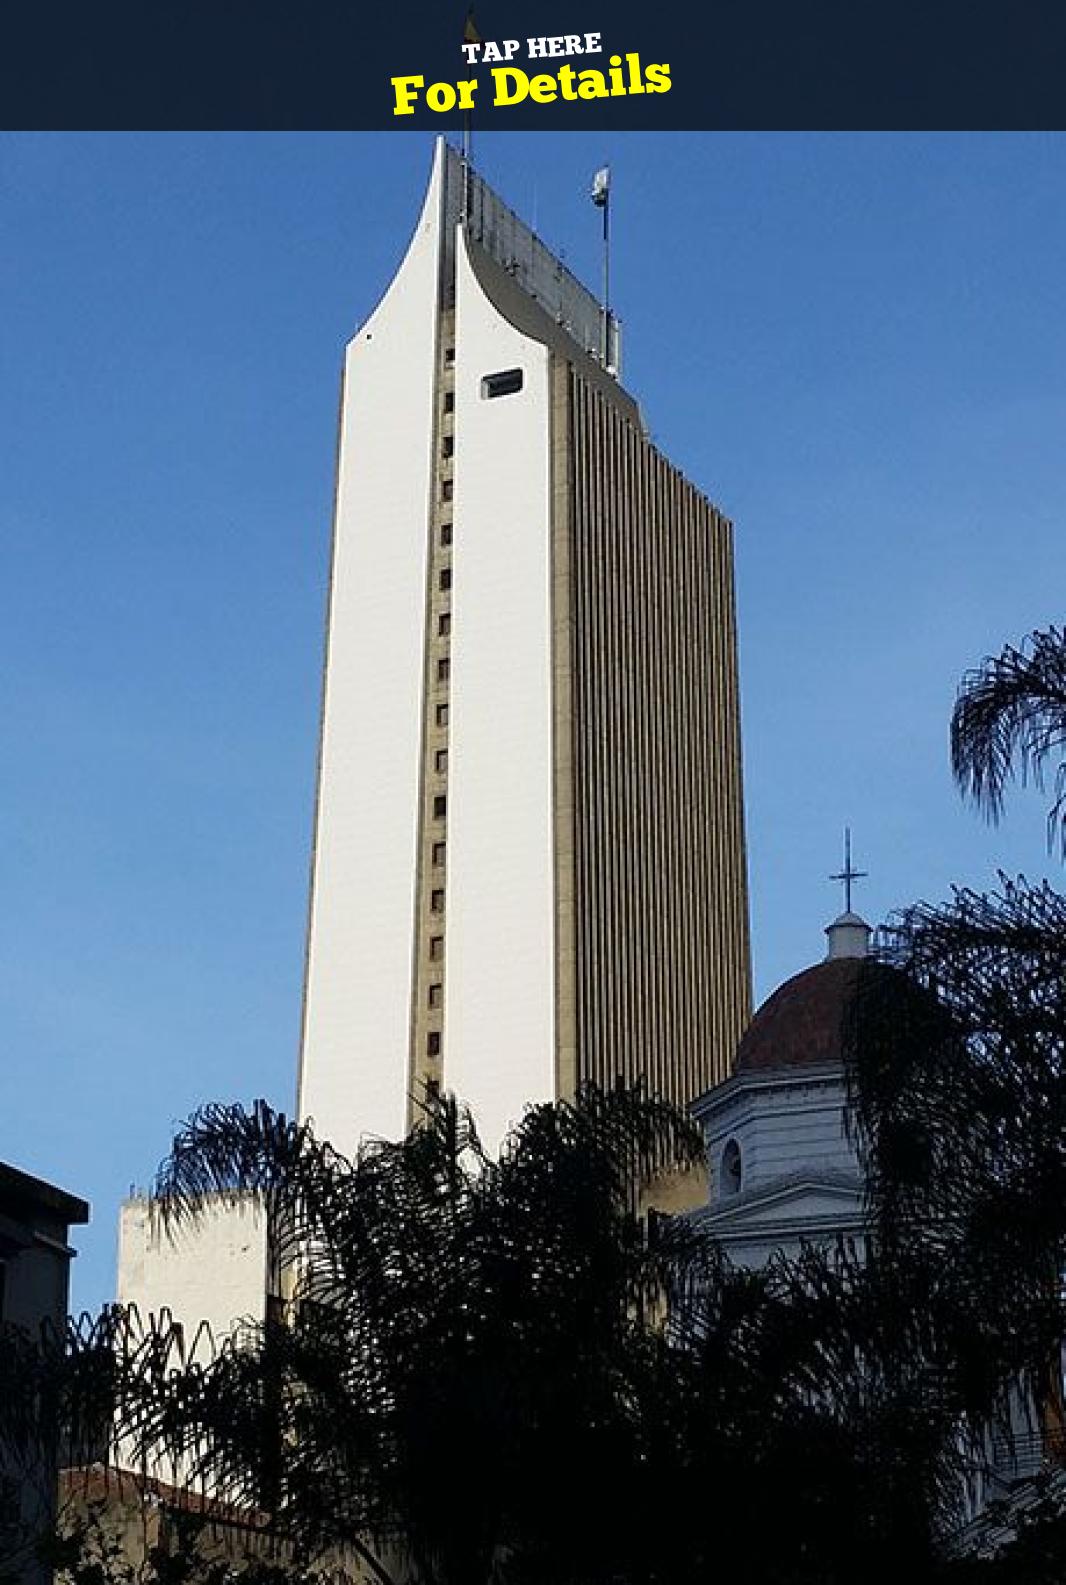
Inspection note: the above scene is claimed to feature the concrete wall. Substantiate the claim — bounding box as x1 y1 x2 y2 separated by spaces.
443 228 556 1154
297 143 444 1156
116 1195 269 1349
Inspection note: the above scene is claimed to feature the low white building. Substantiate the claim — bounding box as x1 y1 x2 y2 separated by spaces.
116 1193 273 1355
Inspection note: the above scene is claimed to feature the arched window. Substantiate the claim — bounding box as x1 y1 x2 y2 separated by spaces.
721 1138 742 1198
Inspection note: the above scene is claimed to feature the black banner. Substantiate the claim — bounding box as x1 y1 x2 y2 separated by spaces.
4 0 1066 129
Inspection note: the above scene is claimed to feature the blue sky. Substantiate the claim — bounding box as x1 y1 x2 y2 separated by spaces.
3 133 1065 1314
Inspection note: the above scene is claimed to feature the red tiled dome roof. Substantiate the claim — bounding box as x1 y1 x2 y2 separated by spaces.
735 956 883 1074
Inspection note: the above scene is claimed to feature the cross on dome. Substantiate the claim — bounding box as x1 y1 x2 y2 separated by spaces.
829 827 867 914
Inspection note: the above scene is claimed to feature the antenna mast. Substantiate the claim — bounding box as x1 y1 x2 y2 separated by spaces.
591 165 612 370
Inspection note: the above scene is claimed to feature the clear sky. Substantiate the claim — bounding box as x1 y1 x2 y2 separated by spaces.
3 133 1065 1314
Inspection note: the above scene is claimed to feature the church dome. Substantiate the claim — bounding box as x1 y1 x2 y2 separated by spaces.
735 956 876 1074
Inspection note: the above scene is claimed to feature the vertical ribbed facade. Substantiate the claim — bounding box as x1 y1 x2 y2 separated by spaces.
561 372 751 1104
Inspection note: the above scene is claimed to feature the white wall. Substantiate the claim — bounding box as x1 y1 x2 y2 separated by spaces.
693 1068 864 1267
444 231 556 1154
114 1196 270 1489
703 1070 859 1202
298 144 444 1155
116 1195 269 1350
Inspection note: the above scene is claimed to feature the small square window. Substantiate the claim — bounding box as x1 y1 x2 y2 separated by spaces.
444 347 455 365
435 749 448 773
427 1030 441 1056
436 704 449 727
431 888 445 913
440 568 452 592
440 523 453 546
428 983 443 1009
441 480 453 502
430 935 444 960
481 368 523 399
441 435 454 458
432 841 446 866
437 658 450 683
438 613 451 637
444 391 455 413
433 795 447 818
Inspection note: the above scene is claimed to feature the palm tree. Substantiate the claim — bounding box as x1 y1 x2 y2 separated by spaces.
112 1083 708 1585
950 625 1066 854
110 1079 1008 1585
7 1075 1029 1584
845 877 1066 1472
661 1234 980 1581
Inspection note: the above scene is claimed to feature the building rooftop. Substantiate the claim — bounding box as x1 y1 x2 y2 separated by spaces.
734 957 868 1074
0 1160 90 1225
439 139 620 375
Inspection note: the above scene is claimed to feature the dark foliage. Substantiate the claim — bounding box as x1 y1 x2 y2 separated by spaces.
10 924 1066 1582
114 1084 714 1585
951 626 1066 854
69 1082 1017 1585
846 877 1066 1489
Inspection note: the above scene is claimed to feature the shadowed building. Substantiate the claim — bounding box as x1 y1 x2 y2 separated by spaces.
0 1162 89 1585
298 138 752 1155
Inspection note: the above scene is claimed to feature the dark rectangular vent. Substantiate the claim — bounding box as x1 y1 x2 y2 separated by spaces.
481 368 524 400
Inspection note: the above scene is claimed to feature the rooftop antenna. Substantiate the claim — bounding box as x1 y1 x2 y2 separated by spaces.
591 164 611 370
829 827 867 914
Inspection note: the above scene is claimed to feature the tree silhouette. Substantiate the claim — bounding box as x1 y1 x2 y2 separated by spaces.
951 626 1066 855
7 1068 1061 1583
114 1084 710 1585
846 876 1066 1535
100 1078 1013 1585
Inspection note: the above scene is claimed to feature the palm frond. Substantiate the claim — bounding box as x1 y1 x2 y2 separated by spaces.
27 1075 1025 1581
951 625 1066 853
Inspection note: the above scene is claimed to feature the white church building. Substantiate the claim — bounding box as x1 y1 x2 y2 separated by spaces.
690 907 870 1266
689 896 1051 1523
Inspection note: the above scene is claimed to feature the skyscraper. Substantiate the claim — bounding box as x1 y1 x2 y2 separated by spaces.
297 139 751 1157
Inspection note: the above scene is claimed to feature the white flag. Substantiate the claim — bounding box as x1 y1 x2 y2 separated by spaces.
591 166 610 207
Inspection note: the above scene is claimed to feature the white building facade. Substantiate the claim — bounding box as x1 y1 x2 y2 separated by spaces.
117 137 752 1353
116 1195 272 1352
298 138 751 1158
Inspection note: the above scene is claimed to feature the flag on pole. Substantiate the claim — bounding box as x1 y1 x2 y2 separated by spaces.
464 9 481 43
591 166 610 207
